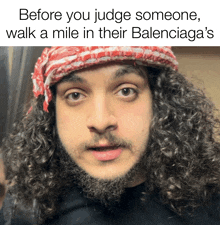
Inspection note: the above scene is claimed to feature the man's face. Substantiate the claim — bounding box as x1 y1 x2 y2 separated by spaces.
56 63 153 186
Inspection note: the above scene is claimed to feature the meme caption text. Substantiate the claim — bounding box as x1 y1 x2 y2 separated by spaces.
5 8 214 42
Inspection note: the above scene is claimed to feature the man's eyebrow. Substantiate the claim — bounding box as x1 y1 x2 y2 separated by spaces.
57 65 147 85
58 72 87 84
112 65 147 80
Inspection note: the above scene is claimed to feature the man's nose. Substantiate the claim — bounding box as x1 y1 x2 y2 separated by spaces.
86 97 118 134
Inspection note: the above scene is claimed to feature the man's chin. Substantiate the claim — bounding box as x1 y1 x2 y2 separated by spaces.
58 142 147 207
76 170 129 206
83 168 133 182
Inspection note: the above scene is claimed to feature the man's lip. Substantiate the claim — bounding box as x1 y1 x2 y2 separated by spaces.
91 148 123 161
88 145 120 151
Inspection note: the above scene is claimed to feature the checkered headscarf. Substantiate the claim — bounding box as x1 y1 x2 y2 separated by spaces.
32 46 178 112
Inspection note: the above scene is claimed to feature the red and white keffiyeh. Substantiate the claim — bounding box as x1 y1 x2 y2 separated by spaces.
32 46 178 112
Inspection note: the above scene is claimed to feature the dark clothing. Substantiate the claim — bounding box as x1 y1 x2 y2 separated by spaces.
1 183 220 224
44 183 220 225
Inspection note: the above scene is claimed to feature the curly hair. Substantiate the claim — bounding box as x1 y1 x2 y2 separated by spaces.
2 66 220 223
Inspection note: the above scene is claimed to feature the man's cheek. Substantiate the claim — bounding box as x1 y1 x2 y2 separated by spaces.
119 112 150 135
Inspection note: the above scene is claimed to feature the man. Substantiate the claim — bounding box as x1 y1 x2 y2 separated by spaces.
1 46 220 224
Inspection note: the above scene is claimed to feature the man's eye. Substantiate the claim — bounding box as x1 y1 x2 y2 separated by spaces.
66 92 85 101
118 88 136 96
117 88 138 100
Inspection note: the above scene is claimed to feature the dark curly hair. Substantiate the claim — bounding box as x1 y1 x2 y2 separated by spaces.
2 66 220 223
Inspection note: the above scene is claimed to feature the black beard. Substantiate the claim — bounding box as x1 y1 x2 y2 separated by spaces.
57 135 148 208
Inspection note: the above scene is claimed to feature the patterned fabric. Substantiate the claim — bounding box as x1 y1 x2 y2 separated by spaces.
32 46 178 112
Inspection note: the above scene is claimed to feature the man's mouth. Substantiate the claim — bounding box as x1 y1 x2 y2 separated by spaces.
88 145 123 161
89 145 120 151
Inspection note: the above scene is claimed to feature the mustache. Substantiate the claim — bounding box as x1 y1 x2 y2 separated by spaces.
79 132 132 150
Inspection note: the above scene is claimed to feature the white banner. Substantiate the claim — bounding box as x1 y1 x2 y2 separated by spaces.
1 0 219 46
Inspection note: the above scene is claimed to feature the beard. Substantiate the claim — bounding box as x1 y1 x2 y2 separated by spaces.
57 132 148 208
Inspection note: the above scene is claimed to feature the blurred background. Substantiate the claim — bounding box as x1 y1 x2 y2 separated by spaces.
0 47 45 145
0 47 220 145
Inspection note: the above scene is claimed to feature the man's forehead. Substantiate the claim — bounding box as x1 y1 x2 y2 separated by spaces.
58 62 148 85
